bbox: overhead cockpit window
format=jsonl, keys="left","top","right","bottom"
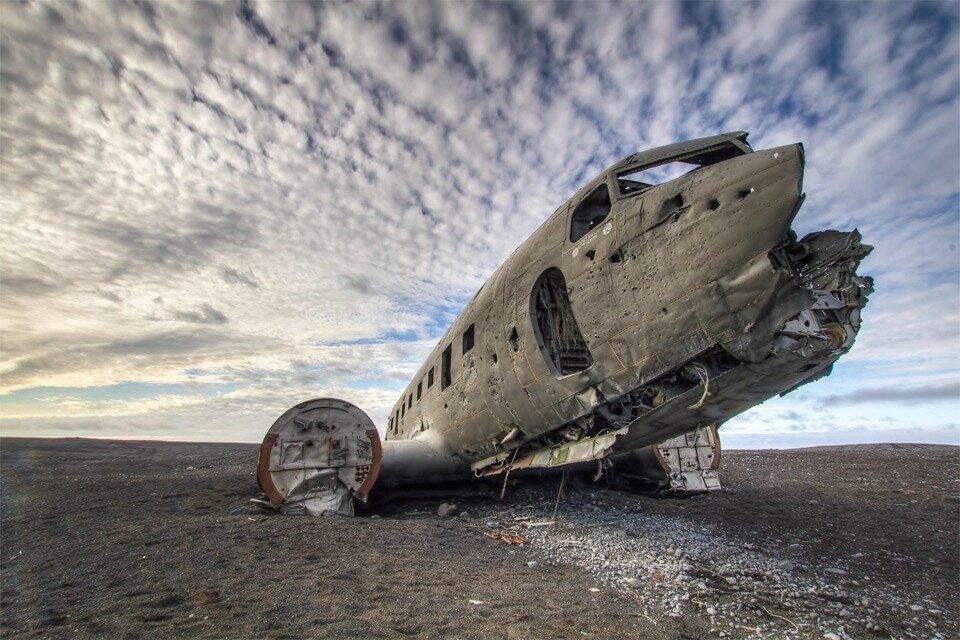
{"left": 617, "top": 143, "right": 745, "bottom": 197}
{"left": 569, "top": 183, "right": 611, "bottom": 242}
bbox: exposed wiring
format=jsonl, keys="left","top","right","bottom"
{"left": 687, "top": 362, "right": 712, "bottom": 409}
{"left": 499, "top": 446, "right": 520, "bottom": 500}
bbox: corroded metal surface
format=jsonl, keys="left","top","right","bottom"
{"left": 263, "top": 131, "right": 873, "bottom": 513}
{"left": 257, "top": 398, "right": 381, "bottom": 515}
{"left": 383, "top": 133, "right": 870, "bottom": 472}
{"left": 607, "top": 425, "right": 722, "bottom": 495}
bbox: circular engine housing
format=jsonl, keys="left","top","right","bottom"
{"left": 257, "top": 398, "right": 382, "bottom": 516}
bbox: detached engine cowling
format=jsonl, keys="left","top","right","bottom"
{"left": 257, "top": 398, "right": 382, "bottom": 516}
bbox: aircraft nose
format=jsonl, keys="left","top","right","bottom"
{"left": 763, "top": 142, "right": 804, "bottom": 201}
{"left": 708, "top": 142, "right": 806, "bottom": 255}
{"left": 756, "top": 142, "right": 803, "bottom": 172}
{"left": 634, "top": 142, "right": 808, "bottom": 275}
{"left": 781, "top": 142, "right": 803, "bottom": 164}
{"left": 657, "top": 143, "right": 805, "bottom": 232}
{"left": 725, "top": 142, "right": 804, "bottom": 199}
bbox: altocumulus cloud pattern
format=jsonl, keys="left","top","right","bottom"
{"left": 1, "top": 1, "right": 957, "bottom": 446}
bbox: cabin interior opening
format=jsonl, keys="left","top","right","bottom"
{"left": 617, "top": 143, "right": 745, "bottom": 196}
{"left": 531, "top": 268, "right": 594, "bottom": 375}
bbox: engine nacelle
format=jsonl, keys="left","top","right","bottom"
{"left": 257, "top": 398, "right": 382, "bottom": 516}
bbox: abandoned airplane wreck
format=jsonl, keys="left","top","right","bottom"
{"left": 257, "top": 131, "right": 874, "bottom": 516}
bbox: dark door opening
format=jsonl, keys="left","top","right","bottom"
{"left": 530, "top": 268, "right": 593, "bottom": 375}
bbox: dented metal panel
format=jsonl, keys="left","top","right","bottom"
{"left": 257, "top": 398, "right": 381, "bottom": 516}
{"left": 259, "top": 131, "right": 873, "bottom": 514}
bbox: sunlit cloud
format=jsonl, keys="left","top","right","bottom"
{"left": 1, "top": 1, "right": 957, "bottom": 446}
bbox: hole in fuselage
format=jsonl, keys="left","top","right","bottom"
{"left": 530, "top": 267, "right": 593, "bottom": 375}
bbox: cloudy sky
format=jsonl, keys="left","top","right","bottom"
{"left": 1, "top": 1, "right": 958, "bottom": 448}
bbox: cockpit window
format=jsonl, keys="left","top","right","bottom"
{"left": 569, "top": 183, "right": 611, "bottom": 242}
{"left": 617, "top": 143, "right": 745, "bottom": 197}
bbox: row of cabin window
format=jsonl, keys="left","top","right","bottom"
{"left": 387, "top": 145, "right": 744, "bottom": 434}
{"left": 389, "top": 323, "right": 475, "bottom": 434}
{"left": 389, "top": 179, "right": 609, "bottom": 433}
{"left": 389, "top": 181, "right": 606, "bottom": 434}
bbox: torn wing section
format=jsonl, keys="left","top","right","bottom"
{"left": 471, "top": 424, "right": 722, "bottom": 497}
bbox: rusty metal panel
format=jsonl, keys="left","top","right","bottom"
{"left": 257, "top": 399, "right": 382, "bottom": 515}
{"left": 258, "top": 132, "right": 872, "bottom": 515}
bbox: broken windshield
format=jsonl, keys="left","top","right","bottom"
{"left": 616, "top": 143, "right": 746, "bottom": 197}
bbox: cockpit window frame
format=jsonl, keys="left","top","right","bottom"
{"left": 615, "top": 142, "right": 747, "bottom": 200}
{"left": 569, "top": 182, "right": 613, "bottom": 243}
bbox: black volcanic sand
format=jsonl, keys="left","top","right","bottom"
{"left": 1, "top": 438, "right": 957, "bottom": 639}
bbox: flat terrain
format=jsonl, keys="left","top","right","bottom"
{"left": 0, "top": 438, "right": 956, "bottom": 639}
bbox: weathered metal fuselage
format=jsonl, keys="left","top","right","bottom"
{"left": 383, "top": 131, "right": 867, "bottom": 462}
{"left": 257, "top": 132, "right": 872, "bottom": 514}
